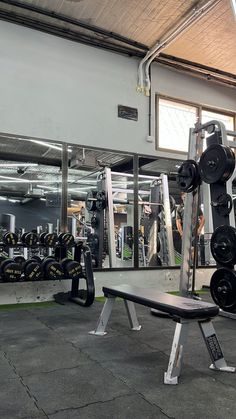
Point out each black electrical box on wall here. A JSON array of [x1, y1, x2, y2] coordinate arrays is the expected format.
[[118, 105, 138, 121]]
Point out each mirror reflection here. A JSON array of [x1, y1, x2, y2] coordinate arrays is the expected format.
[[0, 134, 217, 270], [68, 146, 134, 269]]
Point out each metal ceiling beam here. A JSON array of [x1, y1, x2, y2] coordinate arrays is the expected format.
[[0, 8, 145, 57], [0, 1, 235, 87], [0, 0, 148, 51]]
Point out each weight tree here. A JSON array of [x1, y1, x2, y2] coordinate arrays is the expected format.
[[177, 119, 236, 318]]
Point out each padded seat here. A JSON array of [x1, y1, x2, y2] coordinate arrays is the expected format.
[[103, 284, 219, 319]]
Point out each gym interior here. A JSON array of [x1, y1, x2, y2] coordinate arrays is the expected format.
[[0, 1, 236, 418]]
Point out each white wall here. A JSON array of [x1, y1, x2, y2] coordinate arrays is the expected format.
[[151, 63, 236, 159], [0, 21, 236, 158], [0, 21, 151, 154]]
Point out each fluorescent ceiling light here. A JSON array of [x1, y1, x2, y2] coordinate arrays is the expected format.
[[0, 163, 38, 167], [0, 196, 7, 200], [0, 179, 60, 184], [29, 140, 72, 152], [8, 199, 20, 203], [231, 0, 236, 20], [36, 184, 56, 190], [0, 175, 28, 182]]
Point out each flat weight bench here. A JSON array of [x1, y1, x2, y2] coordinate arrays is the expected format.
[[90, 284, 235, 384]]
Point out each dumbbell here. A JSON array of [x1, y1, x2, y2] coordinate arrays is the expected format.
[[61, 258, 82, 280], [31, 255, 42, 263], [14, 256, 26, 266], [41, 257, 64, 280], [2, 232, 18, 246], [40, 233, 58, 247], [21, 232, 38, 246], [58, 233, 74, 246], [23, 259, 43, 281], [0, 258, 22, 282]]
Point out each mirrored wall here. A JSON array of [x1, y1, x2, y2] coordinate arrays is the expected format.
[[0, 133, 217, 269]]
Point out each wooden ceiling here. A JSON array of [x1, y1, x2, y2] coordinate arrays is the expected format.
[[0, 0, 236, 75]]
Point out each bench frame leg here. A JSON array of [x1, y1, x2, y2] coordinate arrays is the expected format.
[[198, 319, 235, 373], [89, 296, 116, 336], [164, 321, 189, 385], [124, 300, 141, 331]]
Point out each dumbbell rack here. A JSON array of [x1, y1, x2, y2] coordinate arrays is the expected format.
[[0, 241, 95, 307], [179, 119, 236, 320]]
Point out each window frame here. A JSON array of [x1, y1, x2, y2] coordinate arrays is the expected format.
[[156, 94, 236, 153]]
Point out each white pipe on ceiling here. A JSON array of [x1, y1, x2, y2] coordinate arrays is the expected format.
[[137, 0, 222, 96]]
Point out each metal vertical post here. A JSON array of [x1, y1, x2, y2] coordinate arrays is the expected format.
[[60, 143, 68, 233], [133, 155, 139, 269], [161, 174, 175, 266], [104, 167, 116, 267], [179, 128, 202, 296]]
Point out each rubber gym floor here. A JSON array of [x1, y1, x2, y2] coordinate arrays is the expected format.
[[0, 292, 235, 419]]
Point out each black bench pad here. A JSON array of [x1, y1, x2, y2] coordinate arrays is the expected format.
[[103, 285, 219, 319]]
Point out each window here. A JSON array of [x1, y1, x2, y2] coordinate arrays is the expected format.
[[157, 96, 235, 153], [158, 98, 198, 152], [202, 109, 234, 143]]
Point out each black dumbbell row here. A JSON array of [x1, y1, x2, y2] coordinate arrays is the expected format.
[[1, 232, 75, 247], [0, 255, 82, 282]]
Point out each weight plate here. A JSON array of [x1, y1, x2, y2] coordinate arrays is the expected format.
[[40, 232, 46, 244], [14, 256, 26, 265], [31, 255, 42, 263], [210, 268, 236, 312], [24, 260, 42, 281], [21, 233, 27, 243], [61, 258, 82, 280], [211, 225, 236, 266], [211, 193, 233, 217], [199, 144, 235, 184], [42, 258, 64, 280], [47, 262, 64, 280], [85, 190, 97, 212], [176, 160, 200, 193], [59, 233, 74, 246], [44, 233, 58, 247], [3, 232, 18, 246], [23, 232, 38, 246], [96, 191, 107, 212], [1, 259, 22, 282]]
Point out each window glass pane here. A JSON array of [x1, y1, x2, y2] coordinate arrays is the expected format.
[[158, 98, 198, 152], [202, 109, 234, 147], [202, 109, 234, 131]]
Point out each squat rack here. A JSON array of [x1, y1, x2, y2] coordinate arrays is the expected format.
[[179, 120, 236, 302]]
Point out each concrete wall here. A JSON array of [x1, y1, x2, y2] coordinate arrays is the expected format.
[[0, 21, 150, 155]]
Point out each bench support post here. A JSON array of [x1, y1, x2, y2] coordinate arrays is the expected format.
[[164, 321, 189, 385], [124, 300, 141, 331], [198, 319, 235, 373], [89, 296, 116, 336]]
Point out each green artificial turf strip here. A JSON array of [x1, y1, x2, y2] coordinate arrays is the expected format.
[[0, 301, 57, 311]]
